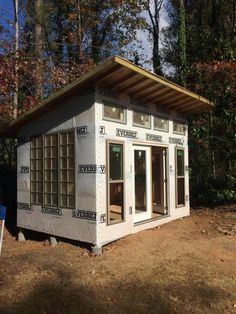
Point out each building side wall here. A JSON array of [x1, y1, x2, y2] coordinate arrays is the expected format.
[[17, 90, 98, 244], [95, 87, 190, 247]]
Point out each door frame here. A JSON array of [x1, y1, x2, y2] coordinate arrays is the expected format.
[[133, 145, 152, 223]]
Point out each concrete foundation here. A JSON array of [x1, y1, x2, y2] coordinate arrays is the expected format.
[[91, 245, 103, 256], [18, 230, 26, 242], [49, 236, 58, 247]]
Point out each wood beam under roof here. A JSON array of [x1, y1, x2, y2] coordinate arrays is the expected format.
[[105, 71, 139, 89], [141, 86, 170, 103], [178, 100, 201, 111], [116, 77, 148, 94], [97, 65, 125, 84], [162, 96, 189, 109], [154, 90, 181, 104], [132, 83, 163, 99]]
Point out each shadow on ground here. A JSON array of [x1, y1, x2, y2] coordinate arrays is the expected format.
[[0, 264, 228, 314]]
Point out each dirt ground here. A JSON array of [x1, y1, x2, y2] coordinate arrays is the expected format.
[[0, 207, 236, 314]]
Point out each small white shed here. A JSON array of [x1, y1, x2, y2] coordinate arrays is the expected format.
[[10, 56, 212, 254]]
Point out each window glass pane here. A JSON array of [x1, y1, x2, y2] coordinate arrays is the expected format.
[[51, 134, 57, 146], [45, 194, 51, 205], [133, 111, 150, 128], [45, 147, 51, 158], [67, 182, 74, 194], [44, 171, 49, 181], [45, 135, 51, 146], [68, 170, 74, 181], [61, 170, 67, 181], [52, 171, 57, 181], [52, 182, 57, 193], [52, 159, 57, 169], [36, 160, 42, 170], [45, 182, 51, 193], [31, 193, 36, 203], [37, 193, 43, 203], [134, 150, 147, 213], [68, 158, 74, 169], [104, 103, 125, 122], [31, 182, 36, 192], [68, 132, 74, 144], [31, 160, 36, 170], [52, 147, 57, 158], [60, 146, 67, 157], [154, 117, 169, 131], [45, 159, 51, 170], [36, 148, 42, 158], [60, 183, 67, 194], [31, 138, 36, 148], [177, 178, 185, 205], [60, 133, 67, 145], [61, 158, 67, 169], [31, 149, 36, 159], [52, 194, 58, 206], [109, 182, 123, 222], [60, 195, 67, 207], [37, 137, 42, 147], [68, 195, 75, 208], [37, 182, 42, 193], [68, 145, 74, 156], [31, 171, 36, 181], [37, 171, 42, 181], [177, 150, 184, 176], [109, 144, 123, 181], [173, 122, 185, 134]]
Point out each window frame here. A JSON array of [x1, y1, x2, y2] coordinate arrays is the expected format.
[[132, 110, 151, 129], [107, 140, 125, 225], [153, 116, 169, 132], [102, 102, 127, 124], [30, 135, 43, 205], [173, 121, 186, 135], [43, 132, 59, 208], [58, 129, 76, 209], [30, 129, 76, 209], [175, 147, 185, 208]]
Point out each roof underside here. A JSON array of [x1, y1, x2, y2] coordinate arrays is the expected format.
[[9, 56, 213, 131]]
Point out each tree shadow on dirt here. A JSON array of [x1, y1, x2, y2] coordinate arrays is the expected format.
[[0, 265, 229, 314]]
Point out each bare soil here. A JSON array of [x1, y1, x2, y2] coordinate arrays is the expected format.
[[0, 206, 236, 314]]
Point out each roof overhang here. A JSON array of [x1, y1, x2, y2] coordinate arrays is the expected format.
[[7, 56, 213, 133]]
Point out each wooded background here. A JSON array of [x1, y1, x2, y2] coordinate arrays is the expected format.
[[0, 0, 235, 216]]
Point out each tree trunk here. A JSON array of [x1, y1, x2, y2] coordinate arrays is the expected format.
[[153, 30, 162, 75], [35, 0, 43, 98], [13, 0, 19, 118], [76, 0, 83, 60], [178, 0, 187, 86]]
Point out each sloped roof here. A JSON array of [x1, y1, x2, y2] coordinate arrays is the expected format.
[[9, 56, 213, 131]]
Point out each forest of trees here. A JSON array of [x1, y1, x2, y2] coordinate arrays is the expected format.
[[0, 0, 235, 212]]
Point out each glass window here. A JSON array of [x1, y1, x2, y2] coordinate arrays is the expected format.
[[173, 122, 185, 134], [30, 136, 43, 205], [108, 142, 124, 224], [30, 130, 75, 209], [109, 144, 123, 181], [154, 117, 169, 131], [103, 103, 125, 123], [44, 134, 58, 207], [176, 149, 185, 207], [59, 131, 75, 209], [133, 111, 150, 128]]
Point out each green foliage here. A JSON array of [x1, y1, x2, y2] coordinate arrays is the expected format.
[[163, 0, 236, 207], [190, 173, 236, 207]]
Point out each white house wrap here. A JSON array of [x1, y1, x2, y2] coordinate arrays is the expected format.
[[10, 56, 213, 250]]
